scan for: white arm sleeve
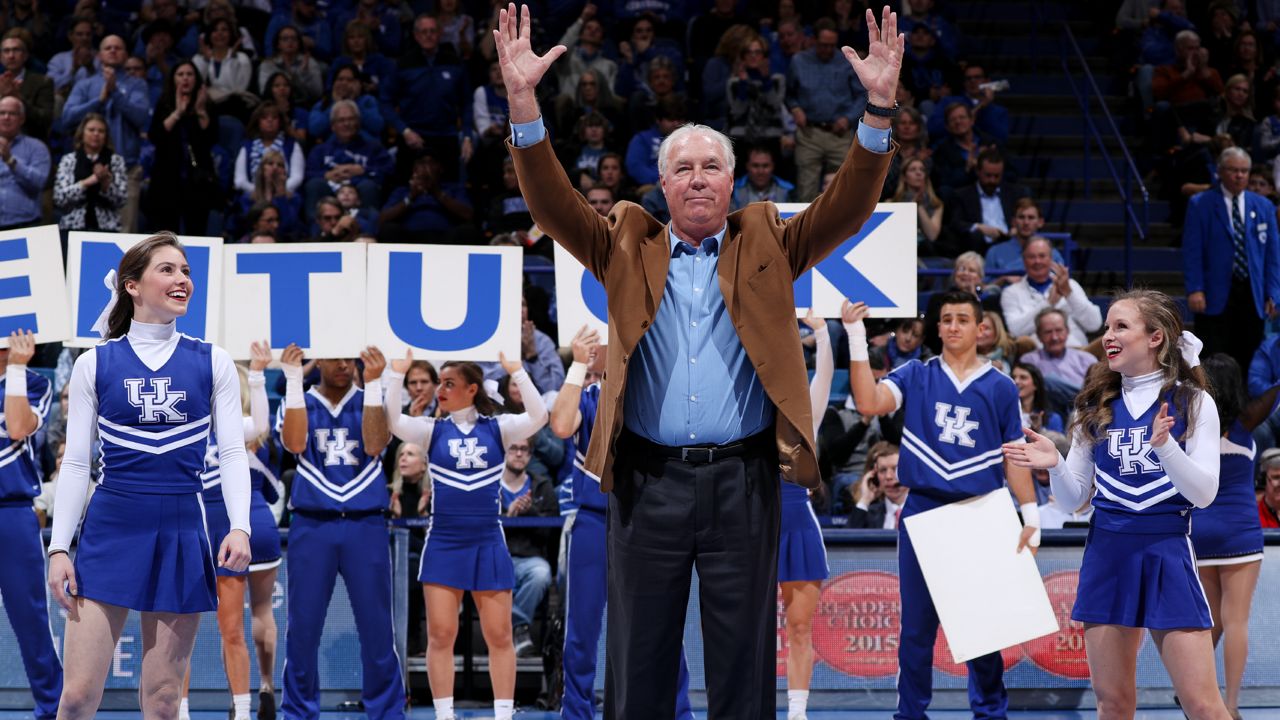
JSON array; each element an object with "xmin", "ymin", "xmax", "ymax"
[
  {"xmin": 1064, "ymin": 280, "xmax": 1103, "ymax": 333},
  {"xmin": 498, "ymin": 369, "xmax": 550, "ymax": 445},
  {"xmin": 1047, "ymin": 428, "xmax": 1097, "ymax": 513},
  {"xmin": 1152, "ymin": 390, "xmax": 1221, "ymax": 508},
  {"xmin": 243, "ymin": 369, "xmax": 269, "ymax": 441},
  {"xmin": 383, "ymin": 368, "xmax": 435, "ymax": 446},
  {"xmin": 286, "ymin": 142, "xmax": 305, "ymax": 194},
  {"xmin": 213, "ymin": 348, "xmax": 251, "ymax": 535},
  {"xmin": 809, "ymin": 325, "xmax": 833, "ymax": 438},
  {"xmin": 49, "ymin": 350, "xmax": 98, "ymax": 553},
  {"xmin": 233, "ymin": 147, "xmax": 253, "ymax": 195}
]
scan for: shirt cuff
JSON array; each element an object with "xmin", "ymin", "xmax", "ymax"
[
  {"xmin": 511, "ymin": 116, "xmax": 546, "ymax": 147},
  {"xmin": 856, "ymin": 120, "xmax": 891, "ymax": 154}
]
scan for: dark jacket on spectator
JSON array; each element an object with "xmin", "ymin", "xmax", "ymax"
[
  {"xmin": 387, "ymin": 43, "xmax": 471, "ymax": 137},
  {"xmin": 930, "ymin": 130, "xmax": 998, "ymax": 198},
  {"xmin": 942, "ymin": 181, "xmax": 1032, "ymax": 257}
]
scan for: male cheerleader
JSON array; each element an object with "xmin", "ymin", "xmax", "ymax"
[
  {"xmin": 277, "ymin": 348, "xmax": 404, "ymax": 720},
  {"xmin": 846, "ymin": 293, "xmax": 1039, "ymax": 720},
  {"xmin": 0, "ymin": 331, "xmax": 59, "ymax": 720}
]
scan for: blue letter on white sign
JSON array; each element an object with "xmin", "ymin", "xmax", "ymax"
[
  {"xmin": 387, "ymin": 251, "xmax": 501, "ymax": 351},
  {"xmin": 236, "ymin": 252, "xmax": 343, "ymax": 347}
]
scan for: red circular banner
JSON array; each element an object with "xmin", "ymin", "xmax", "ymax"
[
  {"xmin": 812, "ymin": 571, "xmax": 902, "ymax": 677},
  {"xmin": 1024, "ymin": 570, "xmax": 1090, "ymax": 679},
  {"xmin": 932, "ymin": 627, "xmax": 1025, "ymax": 676}
]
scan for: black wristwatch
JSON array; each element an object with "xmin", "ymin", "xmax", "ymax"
[{"xmin": 865, "ymin": 101, "xmax": 900, "ymax": 119}]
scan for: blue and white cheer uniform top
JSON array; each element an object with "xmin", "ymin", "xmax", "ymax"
[
  {"xmin": 49, "ymin": 319, "xmax": 251, "ymax": 554},
  {"xmin": 1048, "ymin": 370, "xmax": 1221, "ymax": 532}
]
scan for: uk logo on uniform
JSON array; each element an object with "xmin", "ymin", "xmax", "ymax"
[
  {"xmin": 316, "ymin": 428, "xmax": 360, "ymax": 466},
  {"xmin": 448, "ymin": 437, "xmax": 489, "ymax": 469},
  {"xmin": 934, "ymin": 402, "xmax": 979, "ymax": 447},
  {"xmin": 1107, "ymin": 427, "xmax": 1161, "ymax": 475},
  {"xmin": 124, "ymin": 377, "xmax": 187, "ymax": 423}
]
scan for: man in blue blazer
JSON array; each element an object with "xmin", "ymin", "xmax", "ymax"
[{"xmin": 1184, "ymin": 146, "xmax": 1280, "ymax": 372}]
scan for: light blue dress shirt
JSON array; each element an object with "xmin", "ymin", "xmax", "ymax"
[
  {"xmin": 512, "ymin": 114, "xmax": 891, "ymax": 446},
  {"xmin": 0, "ymin": 135, "xmax": 50, "ymax": 226},
  {"xmin": 622, "ymin": 227, "xmax": 775, "ymax": 445}
]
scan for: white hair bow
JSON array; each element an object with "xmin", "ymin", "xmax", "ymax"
[
  {"xmin": 483, "ymin": 378, "xmax": 504, "ymax": 405},
  {"xmin": 90, "ymin": 269, "xmax": 118, "ymax": 337},
  {"xmin": 1179, "ymin": 331, "xmax": 1204, "ymax": 369}
]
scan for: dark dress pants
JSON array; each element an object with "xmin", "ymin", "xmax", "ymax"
[
  {"xmin": 1195, "ymin": 277, "xmax": 1264, "ymax": 375},
  {"xmin": 604, "ymin": 431, "xmax": 780, "ymax": 720}
]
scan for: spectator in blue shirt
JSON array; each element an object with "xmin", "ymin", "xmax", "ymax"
[
  {"xmin": 613, "ymin": 14, "xmax": 684, "ymax": 101},
  {"xmin": 786, "ymin": 18, "xmax": 867, "ymax": 201},
  {"xmin": 985, "ymin": 198, "xmax": 1065, "ymax": 273},
  {"xmin": 731, "ymin": 146, "xmax": 793, "ymax": 209},
  {"xmin": 899, "ymin": 0, "xmax": 961, "ymax": 59},
  {"xmin": 377, "ymin": 151, "xmax": 476, "ymax": 244},
  {"xmin": 624, "ymin": 95, "xmax": 685, "ymax": 188},
  {"xmin": 61, "ymin": 34, "xmax": 150, "ymax": 232},
  {"xmin": 266, "ymin": 0, "xmax": 333, "ymax": 62},
  {"xmin": 329, "ymin": 19, "xmax": 395, "ymax": 102},
  {"xmin": 328, "ymin": 0, "xmax": 403, "ymax": 58},
  {"xmin": 768, "ymin": 17, "xmax": 809, "ymax": 77},
  {"xmin": 48, "ymin": 17, "xmax": 97, "ymax": 95},
  {"xmin": 0, "ymin": 96, "xmax": 49, "ymax": 229},
  {"xmin": 307, "ymin": 64, "xmax": 384, "ymax": 143},
  {"xmin": 388, "ymin": 13, "xmax": 472, "ymax": 181},
  {"xmin": 303, "ymin": 99, "xmax": 390, "ymax": 221}
]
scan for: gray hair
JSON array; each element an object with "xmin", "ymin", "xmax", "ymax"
[
  {"xmin": 0, "ymin": 95, "xmax": 25, "ymax": 118},
  {"xmin": 1175, "ymin": 29, "xmax": 1199, "ymax": 47},
  {"xmin": 1034, "ymin": 306, "xmax": 1068, "ymax": 333},
  {"xmin": 1218, "ymin": 146, "xmax": 1251, "ymax": 169},
  {"xmin": 1260, "ymin": 449, "xmax": 1280, "ymax": 475},
  {"xmin": 657, "ymin": 124, "xmax": 735, "ymax": 178},
  {"xmin": 329, "ymin": 98, "xmax": 360, "ymax": 124},
  {"xmin": 954, "ymin": 251, "xmax": 985, "ymax": 276}
]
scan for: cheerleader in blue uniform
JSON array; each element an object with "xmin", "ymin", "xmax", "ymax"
[
  {"xmin": 778, "ymin": 311, "xmax": 834, "ymax": 720},
  {"xmin": 277, "ymin": 346, "xmax": 403, "ymax": 720},
  {"xmin": 0, "ymin": 330, "xmax": 60, "ymax": 720},
  {"xmin": 181, "ymin": 341, "xmax": 279, "ymax": 720},
  {"xmin": 47, "ymin": 233, "xmax": 252, "ymax": 720},
  {"xmin": 1191, "ymin": 354, "xmax": 1271, "ymax": 719},
  {"xmin": 1005, "ymin": 289, "xmax": 1231, "ymax": 720},
  {"xmin": 848, "ymin": 291, "xmax": 1040, "ymax": 720},
  {"xmin": 549, "ymin": 326, "xmax": 696, "ymax": 720},
  {"xmin": 378, "ymin": 350, "xmax": 547, "ymax": 720}
]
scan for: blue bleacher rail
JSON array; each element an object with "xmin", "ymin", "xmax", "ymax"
[{"xmin": 1054, "ymin": 15, "xmax": 1150, "ymax": 287}]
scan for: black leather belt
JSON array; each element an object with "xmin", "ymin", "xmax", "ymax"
[
  {"xmin": 620, "ymin": 428, "xmax": 774, "ymax": 464},
  {"xmin": 293, "ymin": 508, "xmax": 387, "ymax": 520}
]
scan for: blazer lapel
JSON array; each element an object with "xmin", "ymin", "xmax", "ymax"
[
  {"xmin": 1215, "ymin": 190, "xmax": 1234, "ymax": 237},
  {"xmin": 718, "ymin": 224, "xmax": 740, "ymax": 313},
  {"xmin": 640, "ymin": 226, "xmax": 671, "ymax": 314}
]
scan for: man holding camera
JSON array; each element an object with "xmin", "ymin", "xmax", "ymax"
[{"xmin": 927, "ymin": 63, "xmax": 1008, "ymax": 144}]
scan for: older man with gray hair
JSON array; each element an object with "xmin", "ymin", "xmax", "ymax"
[
  {"xmin": 495, "ymin": 3, "xmax": 901, "ymax": 718},
  {"xmin": 1184, "ymin": 146, "xmax": 1280, "ymax": 371},
  {"xmin": 302, "ymin": 98, "xmax": 391, "ymax": 222},
  {"xmin": 0, "ymin": 95, "xmax": 49, "ymax": 229}
]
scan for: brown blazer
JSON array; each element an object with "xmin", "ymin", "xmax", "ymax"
[{"xmin": 510, "ymin": 134, "xmax": 893, "ymax": 492}]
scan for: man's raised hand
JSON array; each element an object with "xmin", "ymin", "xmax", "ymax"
[
  {"xmin": 493, "ymin": 3, "xmax": 565, "ymax": 118},
  {"xmin": 843, "ymin": 6, "xmax": 904, "ymax": 106}
]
